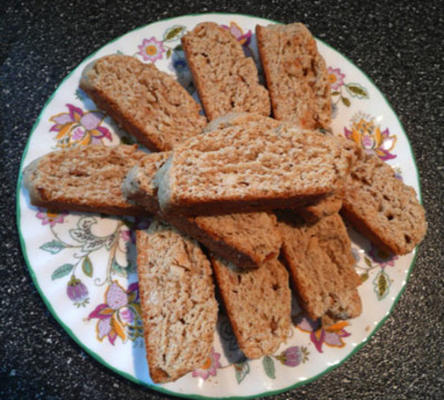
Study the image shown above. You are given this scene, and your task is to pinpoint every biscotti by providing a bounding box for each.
[136,220,218,383]
[279,213,362,322]
[297,191,344,223]
[22,145,147,216]
[210,256,292,359]
[80,54,206,151]
[122,151,282,268]
[154,124,353,216]
[181,22,270,120]
[256,23,331,130]
[341,149,427,255]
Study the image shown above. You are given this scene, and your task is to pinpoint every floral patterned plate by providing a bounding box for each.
[17,13,421,399]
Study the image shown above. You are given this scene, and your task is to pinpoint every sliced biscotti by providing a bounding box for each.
[22,145,147,216]
[296,191,344,223]
[122,151,282,268]
[341,149,427,255]
[181,22,270,120]
[202,112,281,134]
[80,54,206,151]
[279,213,362,322]
[256,23,331,130]
[136,220,218,383]
[210,256,292,359]
[155,124,353,216]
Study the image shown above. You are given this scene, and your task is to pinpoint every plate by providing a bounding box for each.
[17,13,421,399]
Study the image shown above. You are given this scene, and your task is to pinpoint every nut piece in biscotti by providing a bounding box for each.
[136,220,218,383]
[341,149,427,255]
[22,145,147,216]
[79,54,206,151]
[256,23,331,130]
[210,256,292,359]
[181,22,270,120]
[278,213,362,323]
[122,151,282,268]
[154,123,353,216]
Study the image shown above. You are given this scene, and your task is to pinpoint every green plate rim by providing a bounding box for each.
[16,12,422,400]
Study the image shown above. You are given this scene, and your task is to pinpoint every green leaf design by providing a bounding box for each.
[373,270,390,300]
[40,240,66,254]
[262,355,275,379]
[51,264,74,280]
[234,361,250,384]
[166,48,172,58]
[174,44,183,51]
[164,26,184,41]
[360,272,369,283]
[82,256,93,277]
[346,83,369,99]
[364,256,372,268]
[74,88,86,101]
[341,96,351,107]
[331,91,340,96]
[112,258,128,277]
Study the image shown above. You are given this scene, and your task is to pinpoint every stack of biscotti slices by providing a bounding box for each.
[22,21,428,384]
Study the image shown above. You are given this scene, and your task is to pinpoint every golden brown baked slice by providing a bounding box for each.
[256,23,331,130]
[341,149,427,255]
[181,22,270,120]
[154,123,353,216]
[80,54,206,151]
[122,151,282,268]
[22,145,147,216]
[210,256,292,359]
[279,213,362,322]
[137,220,218,383]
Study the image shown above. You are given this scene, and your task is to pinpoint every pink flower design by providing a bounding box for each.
[88,281,140,345]
[137,37,166,62]
[49,104,111,148]
[191,348,221,380]
[328,67,346,90]
[67,275,89,307]
[221,22,253,57]
[297,315,351,353]
[369,243,398,267]
[36,209,67,227]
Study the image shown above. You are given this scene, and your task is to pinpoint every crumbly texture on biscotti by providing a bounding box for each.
[202,112,281,133]
[79,54,206,151]
[210,256,291,359]
[181,22,270,120]
[279,213,362,322]
[296,191,344,223]
[122,152,171,214]
[155,124,352,216]
[122,150,282,268]
[256,23,331,130]
[136,220,218,383]
[22,145,147,216]
[341,149,427,255]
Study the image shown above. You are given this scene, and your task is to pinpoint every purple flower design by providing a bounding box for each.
[191,348,221,380]
[137,37,166,62]
[297,315,351,353]
[36,209,67,227]
[369,243,398,267]
[49,104,111,147]
[221,22,253,57]
[67,275,89,307]
[88,281,139,345]
[276,346,302,366]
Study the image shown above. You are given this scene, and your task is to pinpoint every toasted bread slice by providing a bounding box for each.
[210,256,292,359]
[22,145,147,216]
[279,213,362,322]
[182,22,270,120]
[137,220,218,383]
[256,23,331,129]
[80,54,206,151]
[341,149,427,255]
[154,123,353,216]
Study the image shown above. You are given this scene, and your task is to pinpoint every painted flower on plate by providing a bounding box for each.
[297,316,351,353]
[369,243,398,268]
[221,22,253,57]
[67,275,89,307]
[344,112,397,160]
[328,67,345,90]
[191,348,221,380]
[88,281,141,345]
[49,104,111,148]
[36,209,67,227]
[275,346,304,367]
[137,37,166,63]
